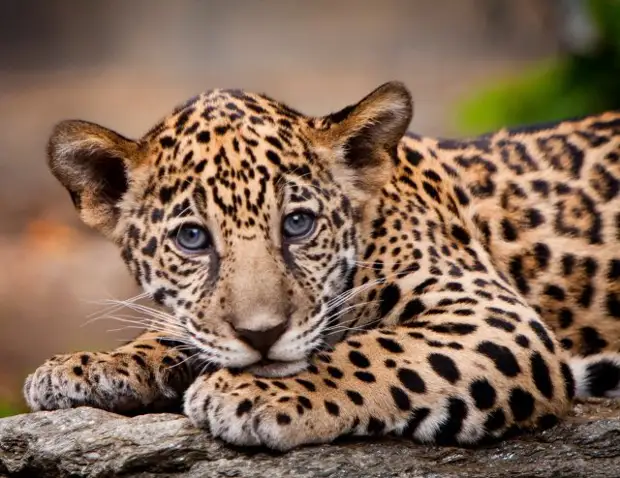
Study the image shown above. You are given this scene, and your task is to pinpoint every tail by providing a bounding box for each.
[569,353,620,398]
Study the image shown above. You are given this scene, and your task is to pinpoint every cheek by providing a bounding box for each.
[119,221,161,287]
[320,223,357,294]
[155,253,216,300]
[292,226,336,277]
[326,216,357,263]
[291,222,356,294]
[119,228,213,307]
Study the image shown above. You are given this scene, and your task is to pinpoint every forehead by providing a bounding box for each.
[145,89,309,151]
[141,90,326,221]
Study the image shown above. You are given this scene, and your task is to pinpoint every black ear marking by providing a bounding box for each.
[319,82,413,199]
[342,107,406,170]
[82,147,129,205]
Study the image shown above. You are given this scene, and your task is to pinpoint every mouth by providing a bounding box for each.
[245,358,309,378]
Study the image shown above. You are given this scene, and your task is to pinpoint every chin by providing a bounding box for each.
[246,359,309,378]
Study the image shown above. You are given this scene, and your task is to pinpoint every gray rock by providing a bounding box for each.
[0,400,619,478]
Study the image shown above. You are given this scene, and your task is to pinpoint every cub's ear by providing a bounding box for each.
[47,120,142,240]
[317,81,412,202]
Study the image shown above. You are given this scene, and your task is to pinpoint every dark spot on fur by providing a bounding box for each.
[531,352,554,399]
[484,409,506,431]
[501,218,518,241]
[561,362,576,400]
[325,400,340,416]
[141,237,158,257]
[354,371,376,383]
[451,224,471,245]
[276,413,292,425]
[197,131,211,143]
[428,353,460,384]
[390,386,411,411]
[377,337,404,353]
[470,379,496,410]
[298,396,312,410]
[434,398,468,445]
[476,341,521,377]
[379,284,401,318]
[509,388,535,421]
[327,366,344,379]
[580,326,608,355]
[349,350,371,368]
[346,390,364,406]
[485,317,516,332]
[367,417,386,435]
[295,379,316,392]
[236,399,252,416]
[515,334,530,348]
[585,359,620,397]
[399,299,426,321]
[528,320,555,353]
[398,368,426,393]
[403,407,431,436]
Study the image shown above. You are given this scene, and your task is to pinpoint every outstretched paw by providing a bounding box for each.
[25,347,190,414]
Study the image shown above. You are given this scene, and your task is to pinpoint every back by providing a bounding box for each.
[419,113,620,356]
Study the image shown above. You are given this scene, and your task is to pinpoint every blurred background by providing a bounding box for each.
[1,0,618,415]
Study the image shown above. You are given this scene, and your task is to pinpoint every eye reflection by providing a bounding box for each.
[282,211,316,240]
[174,224,211,252]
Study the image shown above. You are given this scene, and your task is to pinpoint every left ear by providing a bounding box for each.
[316,81,412,201]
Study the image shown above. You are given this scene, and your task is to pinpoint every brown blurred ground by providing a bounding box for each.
[0,0,562,408]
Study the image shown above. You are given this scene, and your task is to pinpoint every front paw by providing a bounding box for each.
[184,370,340,450]
[184,372,262,447]
[24,351,177,414]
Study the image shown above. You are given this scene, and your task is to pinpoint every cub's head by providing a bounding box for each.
[47,82,412,377]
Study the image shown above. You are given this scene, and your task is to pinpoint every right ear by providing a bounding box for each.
[47,120,142,241]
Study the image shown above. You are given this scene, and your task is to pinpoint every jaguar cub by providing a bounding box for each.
[25,82,620,450]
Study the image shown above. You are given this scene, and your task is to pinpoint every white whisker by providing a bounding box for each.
[88,314,186,334]
[168,351,202,370]
[324,317,384,337]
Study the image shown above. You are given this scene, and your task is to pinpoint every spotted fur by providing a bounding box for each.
[25,82,620,450]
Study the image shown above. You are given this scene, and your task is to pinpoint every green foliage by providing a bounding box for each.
[456,0,620,135]
[589,0,620,51]
[0,399,22,418]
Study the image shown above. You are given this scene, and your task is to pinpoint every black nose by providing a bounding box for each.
[236,321,288,357]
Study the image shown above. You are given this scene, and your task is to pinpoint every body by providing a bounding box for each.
[25,83,620,449]
[405,118,620,356]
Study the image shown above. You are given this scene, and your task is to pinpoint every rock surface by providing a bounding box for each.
[0,400,619,478]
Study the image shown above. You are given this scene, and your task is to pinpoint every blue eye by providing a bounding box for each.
[282,211,316,240]
[175,224,211,252]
